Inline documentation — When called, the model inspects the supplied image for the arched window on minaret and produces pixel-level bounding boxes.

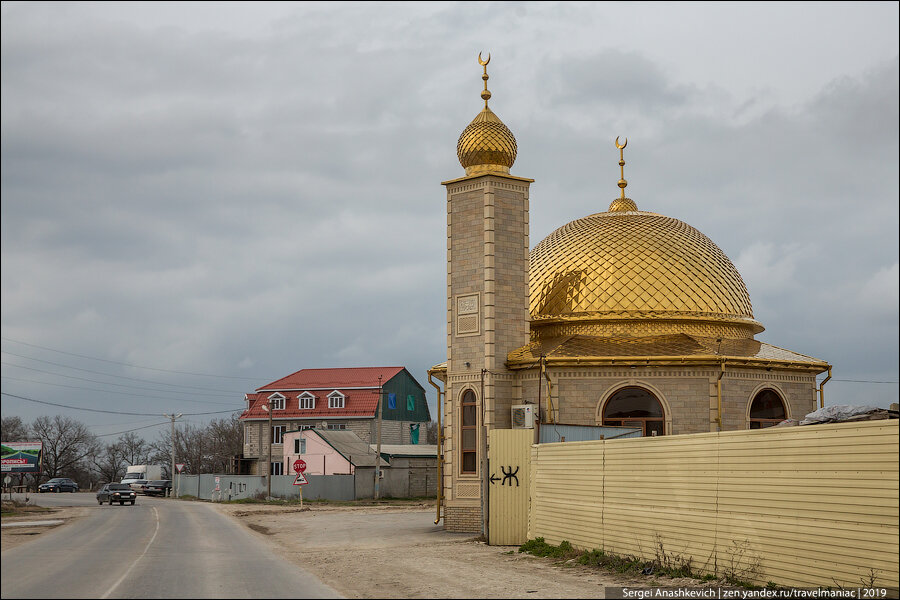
[460,390,478,473]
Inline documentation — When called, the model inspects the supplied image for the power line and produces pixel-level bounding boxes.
[1,392,243,417]
[1,337,268,381]
[1,374,238,405]
[95,421,173,438]
[831,379,899,384]
[1,354,247,395]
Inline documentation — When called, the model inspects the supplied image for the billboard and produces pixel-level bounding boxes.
[1,441,43,474]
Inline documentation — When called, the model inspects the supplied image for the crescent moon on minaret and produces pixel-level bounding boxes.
[478,51,491,66]
[615,136,628,149]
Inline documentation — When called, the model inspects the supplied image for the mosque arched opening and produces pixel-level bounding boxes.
[601,387,666,437]
[748,389,787,429]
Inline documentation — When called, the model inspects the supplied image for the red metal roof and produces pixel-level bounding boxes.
[239,366,406,421]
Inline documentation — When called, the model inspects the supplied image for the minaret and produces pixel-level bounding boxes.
[441,53,533,533]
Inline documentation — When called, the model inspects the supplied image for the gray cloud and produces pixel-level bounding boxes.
[2,3,897,438]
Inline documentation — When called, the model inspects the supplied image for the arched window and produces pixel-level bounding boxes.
[460,390,478,473]
[749,389,786,429]
[602,387,665,437]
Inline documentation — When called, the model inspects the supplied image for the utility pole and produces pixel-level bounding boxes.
[264,397,273,499]
[162,413,182,497]
[374,376,383,500]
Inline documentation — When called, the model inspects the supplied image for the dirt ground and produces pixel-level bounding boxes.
[0,504,87,552]
[212,502,709,599]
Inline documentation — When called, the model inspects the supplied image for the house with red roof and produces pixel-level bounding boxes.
[238,366,430,476]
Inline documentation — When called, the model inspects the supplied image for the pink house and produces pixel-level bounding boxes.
[283,429,387,476]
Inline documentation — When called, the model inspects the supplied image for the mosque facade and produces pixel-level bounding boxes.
[429,56,831,533]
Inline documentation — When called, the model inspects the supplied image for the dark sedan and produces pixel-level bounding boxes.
[143,480,172,497]
[97,483,137,505]
[38,477,79,493]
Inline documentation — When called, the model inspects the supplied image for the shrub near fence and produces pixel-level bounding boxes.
[528,419,899,590]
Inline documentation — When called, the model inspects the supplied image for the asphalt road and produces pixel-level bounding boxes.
[1,492,342,599]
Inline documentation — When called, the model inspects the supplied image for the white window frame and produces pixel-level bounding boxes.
[298,392,316,410]
[268,393,286,411]
[271,461,284,475]
[294,438,307,454]
[327,423,347,430]
[328,390,345,409]
[272,425,285,445]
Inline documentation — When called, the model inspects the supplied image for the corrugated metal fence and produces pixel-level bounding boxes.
[175,474,355,501]
[529,419,899,590]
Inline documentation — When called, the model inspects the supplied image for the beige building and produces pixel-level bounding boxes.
[429,57,831,533]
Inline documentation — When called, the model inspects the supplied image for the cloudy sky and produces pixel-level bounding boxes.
[2,1,897,442]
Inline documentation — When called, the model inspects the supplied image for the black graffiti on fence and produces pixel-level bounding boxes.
[500,465,519,487]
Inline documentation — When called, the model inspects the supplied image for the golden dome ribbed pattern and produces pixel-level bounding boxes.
[529,209,763,339]
[457,107,517,174]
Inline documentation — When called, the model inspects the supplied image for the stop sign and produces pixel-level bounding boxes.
[293,459,307,474]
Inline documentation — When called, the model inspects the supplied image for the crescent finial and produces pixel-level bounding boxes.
[615,136,628,150]
[478,51,491,66]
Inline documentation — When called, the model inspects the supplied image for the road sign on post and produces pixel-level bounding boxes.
[176,463,185,473]
[293,472,308,485]
[293,459,307,474]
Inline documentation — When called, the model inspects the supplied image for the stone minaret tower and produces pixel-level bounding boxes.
[441,54,532,533]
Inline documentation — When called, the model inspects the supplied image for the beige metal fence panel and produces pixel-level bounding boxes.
[529,419,899,590]
[488,429,533,545]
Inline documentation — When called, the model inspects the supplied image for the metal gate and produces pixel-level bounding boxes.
[487,429,532,545]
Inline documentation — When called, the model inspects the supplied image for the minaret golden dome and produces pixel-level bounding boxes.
[457,52,517,175]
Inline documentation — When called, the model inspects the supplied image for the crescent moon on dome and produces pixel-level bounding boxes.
[478,51,491,66]
[615,136,628,149]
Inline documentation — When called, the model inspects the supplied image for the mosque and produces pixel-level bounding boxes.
[428,55,831,533]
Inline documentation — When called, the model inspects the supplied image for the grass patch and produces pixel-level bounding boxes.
[1,500,52,518]
[518,537,761,588]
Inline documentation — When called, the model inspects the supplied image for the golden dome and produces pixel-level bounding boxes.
[529,198,763,340]
[457,107,517,175]
[456,52,517,176]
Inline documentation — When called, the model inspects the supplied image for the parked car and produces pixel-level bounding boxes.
[97,483,137,505]
[129,479,149,494]
[38,477,79,493]
[143,480,172,497]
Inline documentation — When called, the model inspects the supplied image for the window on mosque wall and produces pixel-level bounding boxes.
[749,389,787,429]
[602,387,666,437]
[461,390,478,473]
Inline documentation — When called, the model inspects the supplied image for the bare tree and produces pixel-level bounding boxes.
[426,421,439,445]
[147,415,242,476]
[31,415,99,480]
[1,415,31,442]
[92,440,128,484]
[118,432,150,466]
[205,415,243,474]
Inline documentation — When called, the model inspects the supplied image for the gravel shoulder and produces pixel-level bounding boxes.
[1,505,88,552]
[212,502,691,599]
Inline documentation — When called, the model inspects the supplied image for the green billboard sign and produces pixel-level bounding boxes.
[1,441,43,474]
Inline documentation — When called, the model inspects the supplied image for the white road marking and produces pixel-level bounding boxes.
[100,506,160,599]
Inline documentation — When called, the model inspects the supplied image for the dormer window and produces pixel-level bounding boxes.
[298,392,316,410]
[268,393,286,411]
[328,391,345,409]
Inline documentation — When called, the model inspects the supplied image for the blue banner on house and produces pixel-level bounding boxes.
[387,393,396,409]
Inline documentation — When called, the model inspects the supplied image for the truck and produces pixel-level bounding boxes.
[121,464,164,484]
